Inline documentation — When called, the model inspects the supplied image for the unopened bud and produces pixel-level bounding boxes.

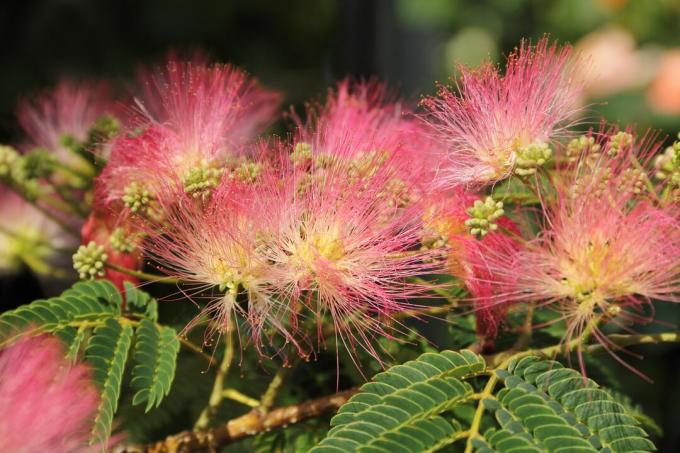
[607,131,633,157]
[291,142,313,167]
[73,241,108,280]
[123,182,153,213]
[109,227,142,253]
[0,145,20,178]
[231,160,262,184]
[515,142,552,176]
[465,197,504,238]
[182,160,223,200]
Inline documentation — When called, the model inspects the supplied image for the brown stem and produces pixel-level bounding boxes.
[116,389,358,453]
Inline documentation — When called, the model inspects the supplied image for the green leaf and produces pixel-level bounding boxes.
[313,350,486,452]
[65,325,88,362]
[86,317,133,446]
[479,356,657,453]
[0,279,120,346]
[123,281,159,321]
[131,319,181,412]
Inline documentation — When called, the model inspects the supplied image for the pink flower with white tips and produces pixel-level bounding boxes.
[253,153,442,364]
[17,79,115,164]
[144,140,441,362]
[465,130,680,369]
[0,335,99,453]
[423,37,582,187]
[99,59,281,211]
[143,177,300,353]
[0,186,71,275]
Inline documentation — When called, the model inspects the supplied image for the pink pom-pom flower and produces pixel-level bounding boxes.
[464,130,680,373]
[98,58,281,212]
[17,79,115,164]
[423,37,582,187]
[0,335,100,452]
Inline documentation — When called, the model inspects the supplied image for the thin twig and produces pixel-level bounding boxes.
[223,389,260,408]
[258,363,295,413]
[194,320,235,429]
[116,389,358,453]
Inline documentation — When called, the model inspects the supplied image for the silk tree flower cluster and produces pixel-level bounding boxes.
[2,37,680,371]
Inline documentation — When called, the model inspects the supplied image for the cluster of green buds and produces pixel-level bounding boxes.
[607,131,633,157]
[0,145,19,179]
[0,145,42,199]
[621,167,648,195]
[123,182,154,213]
[291,142,313,167]
[19,148,56,180]
[420,230,448,252]
[654,135,680,188]
[109,227,143,254]
[59,133,86,158]
[88,115,120,143]
[514,142,552,176]
[465,197,504,238]
[72,241,108,280]
[231,160,263,184]
[565,135,601,164]
[182,160,224,200]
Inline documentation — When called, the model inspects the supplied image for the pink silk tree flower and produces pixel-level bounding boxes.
[17,79,116,165]
[0,186,71,276]
[144,141,442,363]
[98,59,281,213]
[423,37,582,187]
[292,80,437,204]
[465,131,680,371]
[251,153,443,365]
[142,177,302,354]
[0,335,99,453]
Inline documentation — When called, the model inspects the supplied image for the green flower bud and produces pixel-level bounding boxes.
[182,160,224,200]
[109,227,142,253]
[89,115,120,142]
[514,142,552,176]
[20,148,56,179]
[231,160,262,184]
[291,142,313,166]
[73,241,108,280]
[0,145,20,179]
[607,131,633,157]
[123,182,153,213]
[566,135,600,163]
[465,196,504,238]
[654,138,680,188]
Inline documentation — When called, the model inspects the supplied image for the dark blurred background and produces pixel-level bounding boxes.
[1,0,679,450]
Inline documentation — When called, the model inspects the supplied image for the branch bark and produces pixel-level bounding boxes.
[116,389,358,453]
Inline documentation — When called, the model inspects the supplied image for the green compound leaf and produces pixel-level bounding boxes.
[477,356,657,453]
[131,318,181,412]
[0,279,178,447]
[0,279,121,347]
[123,281,159,321]
[86,317,133,446]
[312,350,486,452]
